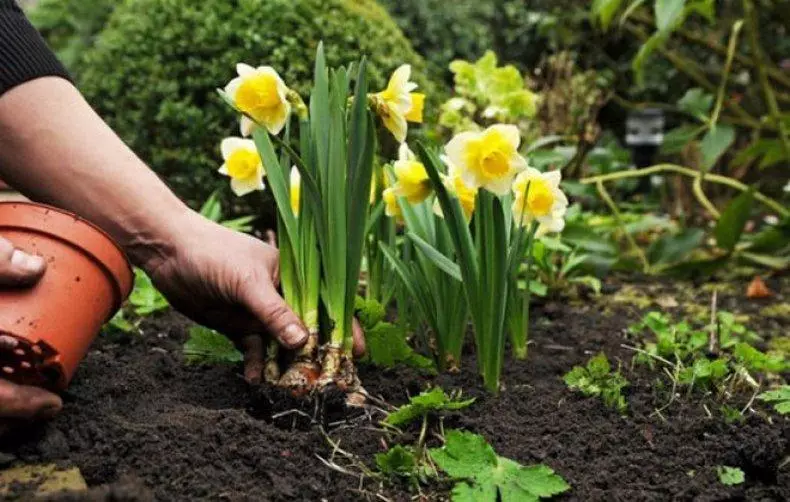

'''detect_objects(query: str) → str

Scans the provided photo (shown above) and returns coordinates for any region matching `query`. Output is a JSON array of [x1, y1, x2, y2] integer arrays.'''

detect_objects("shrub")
[[77, 0, 441, 215], [27, 0, 118, 75]]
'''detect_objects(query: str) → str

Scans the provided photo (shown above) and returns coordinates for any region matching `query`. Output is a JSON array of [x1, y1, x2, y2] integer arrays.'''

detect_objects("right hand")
[[0, 237, 62, 435]]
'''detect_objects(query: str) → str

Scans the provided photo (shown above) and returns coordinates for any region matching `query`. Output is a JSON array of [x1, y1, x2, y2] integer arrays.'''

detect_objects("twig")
[[597, 181, 651, 273], [621, 344, 676, 368], [740, 377, 762, 415], [582, 164, 789, 217], [708, 290, 719, 355]]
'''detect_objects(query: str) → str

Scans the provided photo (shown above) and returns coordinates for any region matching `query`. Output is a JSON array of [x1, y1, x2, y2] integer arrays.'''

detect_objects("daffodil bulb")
[[290, 166, 301, 216], [374, 65, 425, 142], [382, 187, 403, 220], [392, 143, 432, 204], [219, 137, 266, 197], [224, 64, 292, 137], [511, 167, 568, 235], [444, 124, 527, 195]]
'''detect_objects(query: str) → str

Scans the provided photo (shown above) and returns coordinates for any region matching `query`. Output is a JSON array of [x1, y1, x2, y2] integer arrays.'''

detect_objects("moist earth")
[[1, 277, 788, 501]]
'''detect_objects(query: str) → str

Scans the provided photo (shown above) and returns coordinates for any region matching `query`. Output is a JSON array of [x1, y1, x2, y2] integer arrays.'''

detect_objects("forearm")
[[0, 77, 194, 269]]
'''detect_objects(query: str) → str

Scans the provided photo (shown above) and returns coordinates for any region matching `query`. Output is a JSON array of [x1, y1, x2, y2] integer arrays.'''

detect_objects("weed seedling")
[[716, 466, 745, 486], [564, 353, 629, 413], [757, 385, 790, 415], [183, 326, 243, 365], [429, 430, 570, 501], [384, 388, 475, 429]]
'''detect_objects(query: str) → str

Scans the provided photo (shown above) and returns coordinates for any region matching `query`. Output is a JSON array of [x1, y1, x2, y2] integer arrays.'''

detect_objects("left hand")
[[141, 214, 364, 383]]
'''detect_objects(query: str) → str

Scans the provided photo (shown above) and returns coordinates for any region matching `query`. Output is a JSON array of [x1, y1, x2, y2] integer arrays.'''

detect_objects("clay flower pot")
[[0, 202, 133, 390]]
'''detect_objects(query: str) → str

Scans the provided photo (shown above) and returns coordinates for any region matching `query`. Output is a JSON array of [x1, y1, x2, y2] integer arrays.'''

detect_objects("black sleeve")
[[0, 0, 71, 97]]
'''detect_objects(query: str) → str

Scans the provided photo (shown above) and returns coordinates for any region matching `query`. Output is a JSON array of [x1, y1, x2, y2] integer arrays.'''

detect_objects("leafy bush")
[[28, 0, 118, 74], [78, 0, 440, 213]]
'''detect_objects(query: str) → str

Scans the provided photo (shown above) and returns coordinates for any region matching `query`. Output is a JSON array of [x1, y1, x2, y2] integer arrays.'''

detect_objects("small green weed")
[[429, 430, 570, 501], [356, 297, 435, 373], [183, 326, 243, 365], [757, 386, 790, 415], [385, 388, 475, 428], [628, 311, 787, 394], [716, 466, 745, 486], [564, 353, 629, 413]]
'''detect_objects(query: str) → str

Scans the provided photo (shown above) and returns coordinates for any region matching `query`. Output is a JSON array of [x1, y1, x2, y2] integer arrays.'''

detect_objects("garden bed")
[[1, 277, 788, 501]]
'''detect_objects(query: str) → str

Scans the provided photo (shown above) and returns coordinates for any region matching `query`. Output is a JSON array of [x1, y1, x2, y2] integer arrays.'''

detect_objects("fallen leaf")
[[0, 463, 87, 496], [746, 276, 773, 299]]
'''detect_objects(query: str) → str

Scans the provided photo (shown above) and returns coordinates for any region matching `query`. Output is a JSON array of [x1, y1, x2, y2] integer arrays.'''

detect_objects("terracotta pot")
[[0, 202, 133, 390]]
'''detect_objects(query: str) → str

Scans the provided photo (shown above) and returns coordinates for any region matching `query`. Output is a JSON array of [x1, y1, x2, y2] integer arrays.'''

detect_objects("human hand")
[[141, 214, 364, 384], [0, 237, 62, 432]]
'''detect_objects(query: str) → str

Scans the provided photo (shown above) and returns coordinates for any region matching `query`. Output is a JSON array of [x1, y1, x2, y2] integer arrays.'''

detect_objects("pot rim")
[[0, 201, 134, 314]]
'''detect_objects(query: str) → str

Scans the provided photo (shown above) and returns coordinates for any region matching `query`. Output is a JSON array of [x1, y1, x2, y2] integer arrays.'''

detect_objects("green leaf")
[[429, 430, 570, 502], [714, 190, 754, 252], [354, 296, 386, 330], [716, 466, 745, 486], [592, 0, 623, 30], [633, 32, 668, 86], [677, 88, 714, 118], [376, 445, 418, 478], [408, 232, 463, 282], [564, 353, 628, 413], [105, 310, 137, 334], [385, 388, 474, 427], [757, 385, 790, 415], [646, 228, 704, 266], [655, 0, 686, 31], [700, 124, 736, 169], [183, 326, 243, 365], [129, 269, 169, 316], [661, 125, 704, 154], [363, 321, 435, 373]]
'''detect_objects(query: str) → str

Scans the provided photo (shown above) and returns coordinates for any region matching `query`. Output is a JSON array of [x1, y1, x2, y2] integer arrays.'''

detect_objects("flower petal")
[[220, 137, 252, 159], [488, 124, 521, 150], [236, 63, 256, 77], [240, 116, 256, 137], [230, 176, 264, 197]]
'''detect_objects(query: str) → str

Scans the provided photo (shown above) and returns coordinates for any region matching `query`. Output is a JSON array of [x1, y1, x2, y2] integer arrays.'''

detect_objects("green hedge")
[[77, 0, 440, 216]]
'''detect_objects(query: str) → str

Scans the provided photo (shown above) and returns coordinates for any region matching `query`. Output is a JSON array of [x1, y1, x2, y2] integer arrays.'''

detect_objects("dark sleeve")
[[0, 0, 71, 96]]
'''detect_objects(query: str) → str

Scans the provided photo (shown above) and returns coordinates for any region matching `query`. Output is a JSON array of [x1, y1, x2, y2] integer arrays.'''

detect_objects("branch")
[[581, 164, 789, 217]]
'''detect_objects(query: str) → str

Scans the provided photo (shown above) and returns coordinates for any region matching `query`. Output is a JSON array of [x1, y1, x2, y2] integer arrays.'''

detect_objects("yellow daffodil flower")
[[224, 63, 291, 137], [444, 124, 527, 195], [433, 156, 477, 221], [393, 143, 432, 204], [218, 137, 265, 197], [374, 65, 424, 142], [382, 187, 403, 220], [290, 166, 301, 216], [511, 167, 568, 235]]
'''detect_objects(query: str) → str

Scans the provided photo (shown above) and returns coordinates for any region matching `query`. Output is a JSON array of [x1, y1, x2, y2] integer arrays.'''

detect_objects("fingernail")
[[11, 250, 44, 274], [283, 324, 308, 347]]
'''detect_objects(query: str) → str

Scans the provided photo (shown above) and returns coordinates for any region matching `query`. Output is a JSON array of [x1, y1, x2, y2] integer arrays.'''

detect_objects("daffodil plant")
[[215, 45, 424, 395], [385, 125, 568, 392]]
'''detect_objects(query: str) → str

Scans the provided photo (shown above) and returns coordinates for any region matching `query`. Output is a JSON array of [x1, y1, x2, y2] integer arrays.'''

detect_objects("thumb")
[[0, 238, 45, 287], [241, 280, 308, 349]]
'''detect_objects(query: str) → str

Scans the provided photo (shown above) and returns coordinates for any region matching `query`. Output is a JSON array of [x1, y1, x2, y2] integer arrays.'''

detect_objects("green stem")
[[710, 20, 744, 128], [582, 164, 789, 217], [595, 181, 651, 273]]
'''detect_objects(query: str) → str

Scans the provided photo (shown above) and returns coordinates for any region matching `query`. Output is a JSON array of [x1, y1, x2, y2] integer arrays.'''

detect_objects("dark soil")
[[1, 276, 789, 501]]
